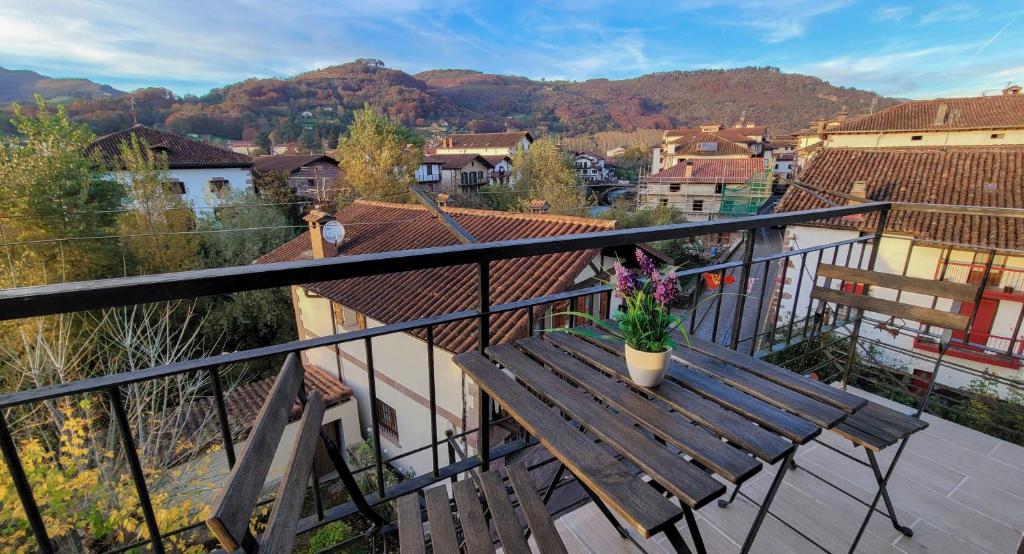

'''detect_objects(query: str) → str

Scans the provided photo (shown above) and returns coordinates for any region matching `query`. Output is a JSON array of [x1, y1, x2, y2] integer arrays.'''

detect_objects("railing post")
[[477, 261, 491, 471], [730, 229, 756, 350], [363, 337, 387, 497], [109, 387, 165, 554], [841, 206, 889, 389], [0, 410, 52, 552], [208, 368, 236, 468], [426, 326, 439, 477]]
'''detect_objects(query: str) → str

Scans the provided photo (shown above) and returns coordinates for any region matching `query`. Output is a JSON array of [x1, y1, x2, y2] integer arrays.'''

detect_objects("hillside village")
[[2, 44, 1024, 553]]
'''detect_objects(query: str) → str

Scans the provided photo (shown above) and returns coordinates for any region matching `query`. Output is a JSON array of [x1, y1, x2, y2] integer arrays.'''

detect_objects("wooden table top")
[[452, 328, 860, 540]]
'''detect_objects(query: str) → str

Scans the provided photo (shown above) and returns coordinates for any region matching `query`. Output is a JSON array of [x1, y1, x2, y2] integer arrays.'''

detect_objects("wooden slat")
[[423, 486, 459, 554], [842, 412, 903, 445], [207, 353, 304, 551], [488, 343, 725, 507], [832, 422, 893, 451], [545, 333, 793, 462], [555, 332, 819, 445], [680, 332, 867, 414], [672, 347, 847, 428], [506, 463, 567, 554], [861, 402, 929, 434], [479, 471, 532, 554], [811, 286, 970, 331], [817, 264, 977, 302], [260, 392, 326, 553], [454, 351, 683, 538], [398, 494, 426, 554], [517, 337, 761, 483], [451, 478, 494, 554]]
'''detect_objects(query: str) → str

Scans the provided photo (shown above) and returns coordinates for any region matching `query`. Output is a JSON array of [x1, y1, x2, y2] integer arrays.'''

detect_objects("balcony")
[[0, 202, 1021, 553]]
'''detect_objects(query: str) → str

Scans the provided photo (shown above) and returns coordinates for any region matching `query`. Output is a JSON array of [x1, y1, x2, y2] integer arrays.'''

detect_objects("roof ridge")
[[350, 199, 617, 228]]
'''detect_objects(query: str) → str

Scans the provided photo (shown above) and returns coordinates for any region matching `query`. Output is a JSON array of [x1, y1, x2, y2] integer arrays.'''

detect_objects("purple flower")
[[636, 249, 657, 279], [614, 262, 638, 298], [654, 272, 679, 305]]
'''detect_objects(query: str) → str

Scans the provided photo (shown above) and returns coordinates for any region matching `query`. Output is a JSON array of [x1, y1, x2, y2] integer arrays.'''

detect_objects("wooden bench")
[[206, 354, 383, 552], [397, 463, 568, 554]]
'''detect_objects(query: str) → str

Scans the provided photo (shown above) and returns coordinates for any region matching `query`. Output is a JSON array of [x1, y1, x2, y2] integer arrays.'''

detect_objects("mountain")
[[0, 66, 124, 103], [4, 60, 897, 140]]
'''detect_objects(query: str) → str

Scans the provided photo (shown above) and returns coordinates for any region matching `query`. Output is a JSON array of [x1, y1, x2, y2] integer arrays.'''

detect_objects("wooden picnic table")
[[453, 327, 869, 554]]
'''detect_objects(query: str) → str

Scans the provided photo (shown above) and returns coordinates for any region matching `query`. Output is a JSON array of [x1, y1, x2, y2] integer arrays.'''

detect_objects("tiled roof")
[[87, 125, 254, 169], [430, 153, 494, 170], [442, 131, 534, 149], [828, 95, 1024, 134], [178, 365, 352, 441], [254, 154, 337, 174], [733, 125, 768, 138], [646, 158, 767, 183], [775, 146, 1024, 250], [256, 200, 618, 353], [482, 155, 510, 166], [665, 127, 758, 145], [669, 133, 754, 157]]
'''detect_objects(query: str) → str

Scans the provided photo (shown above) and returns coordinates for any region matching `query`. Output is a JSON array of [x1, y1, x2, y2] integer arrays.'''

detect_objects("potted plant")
[[563, 248, 686, 387]]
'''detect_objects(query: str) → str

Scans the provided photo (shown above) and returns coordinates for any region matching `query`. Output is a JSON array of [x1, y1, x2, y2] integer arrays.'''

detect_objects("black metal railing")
[[0, 202, 894, 552]]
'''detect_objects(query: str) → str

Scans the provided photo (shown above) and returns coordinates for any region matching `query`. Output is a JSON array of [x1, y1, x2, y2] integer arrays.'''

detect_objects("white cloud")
[[874, 6, 912, 21], [674, 0, 853, 43], [920, 4, 979, 25]]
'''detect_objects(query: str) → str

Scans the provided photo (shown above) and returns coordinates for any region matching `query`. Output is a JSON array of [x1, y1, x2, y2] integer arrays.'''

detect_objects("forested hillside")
[[2, 60, 896, 141]]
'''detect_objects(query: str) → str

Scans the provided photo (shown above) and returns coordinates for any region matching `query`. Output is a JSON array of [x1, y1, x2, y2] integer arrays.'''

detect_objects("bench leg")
[[578, 478, 631, 541], [849, 438, 912, 553], [866, 447, 914, 538], [320, 431, 388, 529], [682, 505, 707, 554], [717, 483, 742, 508], [663, 525, 695, 554]]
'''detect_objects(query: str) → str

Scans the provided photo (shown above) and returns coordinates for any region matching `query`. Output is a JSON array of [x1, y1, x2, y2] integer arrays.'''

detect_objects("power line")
[[0, 200, 316, 220]]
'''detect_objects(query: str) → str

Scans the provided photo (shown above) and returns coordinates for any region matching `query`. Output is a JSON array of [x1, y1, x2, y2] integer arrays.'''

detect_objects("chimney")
[[816, 118, 826, 133], [304, 208, 338, 259], [849, 181, 867, 203], [683, 160, 694, 178], [436, 193, 450, 208], [1003, 84, 1021, 96], [528, 199, 550, 214], [836, 107, 848, 123], [933, 103, 949, 126]]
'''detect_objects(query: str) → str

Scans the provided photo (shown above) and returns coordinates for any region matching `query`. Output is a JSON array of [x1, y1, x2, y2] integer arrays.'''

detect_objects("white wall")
[[116, 167, 253, 212]]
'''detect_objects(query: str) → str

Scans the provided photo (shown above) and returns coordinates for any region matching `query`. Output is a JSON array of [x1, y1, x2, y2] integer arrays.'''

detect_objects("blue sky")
[[1, 0, 1022, 99]]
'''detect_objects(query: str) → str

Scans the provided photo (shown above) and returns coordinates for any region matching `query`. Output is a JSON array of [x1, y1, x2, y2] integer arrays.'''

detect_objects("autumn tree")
[[116, 136, 200, 275], [334, 104, 420, 203], [509, 137, 592, 216], [0, 96, 125, 287]]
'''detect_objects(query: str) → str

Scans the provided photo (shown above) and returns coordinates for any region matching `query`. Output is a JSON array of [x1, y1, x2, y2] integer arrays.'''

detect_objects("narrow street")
[[685, 197, 785, 352]]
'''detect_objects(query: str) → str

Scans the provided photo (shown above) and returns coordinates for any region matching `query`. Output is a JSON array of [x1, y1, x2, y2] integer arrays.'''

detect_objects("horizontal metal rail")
[[0, 203, 888, 321]]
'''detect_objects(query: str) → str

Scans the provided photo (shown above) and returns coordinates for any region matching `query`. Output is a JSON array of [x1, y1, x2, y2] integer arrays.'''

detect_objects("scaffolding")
[[718, 157, 774, 216]]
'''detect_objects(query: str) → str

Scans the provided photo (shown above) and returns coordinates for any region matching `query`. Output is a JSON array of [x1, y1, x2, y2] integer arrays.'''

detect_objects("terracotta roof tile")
[[430, 153, 494, 170], [665, 127, 759, 144], [829, 95, 1024, 134], [257, 201, 618, 352], [646, 158, 767, 183], [87, 125, 254, 169], [441, 131, 533, 149], [669, 133, 754, 157], [254, 154, 337, 174], [776, 146, 1024, 250]]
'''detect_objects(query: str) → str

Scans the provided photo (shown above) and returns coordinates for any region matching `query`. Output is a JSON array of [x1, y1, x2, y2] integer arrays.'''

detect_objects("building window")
[[991, 133, 1005, 139], [426, 164, 433, 175], [376, 400, 400, 444], [692, 199, 704, 212], [659, 198, 668, 207], [460, 172, 468, 185], [910, 135, 923, 141], [164, 179, 186, 195], [669, 184, 681, 192], [715, 183, 723, 194], [209, 178, 230, 199]]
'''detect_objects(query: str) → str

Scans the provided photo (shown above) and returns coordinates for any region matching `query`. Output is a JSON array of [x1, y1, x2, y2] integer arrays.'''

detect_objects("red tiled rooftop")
[[88, 125, 254, 169], [646, 158, 767, 183], [257, 200, 619, 353], [828, 95, 1024, 134], [776, 146, 1024, 250]]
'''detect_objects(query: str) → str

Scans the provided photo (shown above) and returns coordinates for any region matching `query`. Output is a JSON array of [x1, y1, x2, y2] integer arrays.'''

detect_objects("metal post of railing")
[[426, 325, 439, 477], [787, 252, 808, 343], [751, 258, 771, 355], [477, 260, 491, 472], [363, 337, 386, 497], [208, 368, 235, 468], [730, 229, 756, 350], [1008, 309, 1024, 357], [0, 410, 52, 552], [841, 206, 889, 389], [108, 387, 165, 554], [711, 268, 726, 343]]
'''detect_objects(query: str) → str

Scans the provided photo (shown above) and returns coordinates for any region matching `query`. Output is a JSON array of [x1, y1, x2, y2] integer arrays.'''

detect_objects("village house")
[[87, 125, 254, 212], [253, 154, 338, 198], [430, 153, 494, 192], [226, 140, 260, 155], [775, 87, 1024, 393], [651, 122, 766, 174], [434, 131, 533, 158], [415, 156, 444, 191], [571, 151, 609, 183], [255, 200, 648, 477], [639, 158, 773, 222]]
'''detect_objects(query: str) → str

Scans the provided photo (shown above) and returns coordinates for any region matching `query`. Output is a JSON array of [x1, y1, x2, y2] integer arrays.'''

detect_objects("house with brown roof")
[[822, 84, 1024, 149], [254, 154, 338, 198], [640, 158, 772, 222], [435, 131, 533, 158], [775, 145, 1024, 389], [652, 122, 767, 174], [88, 125, 254, 211], [430, 153, 494, 192], [255, 200, 640, 476]]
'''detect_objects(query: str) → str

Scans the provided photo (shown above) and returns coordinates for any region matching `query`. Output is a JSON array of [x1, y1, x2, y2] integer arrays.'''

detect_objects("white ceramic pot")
[[624, 344, 671, 387]]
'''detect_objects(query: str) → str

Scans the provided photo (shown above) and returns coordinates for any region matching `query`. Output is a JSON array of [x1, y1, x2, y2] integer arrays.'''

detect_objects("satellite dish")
[[322, 220, 345, 245]]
